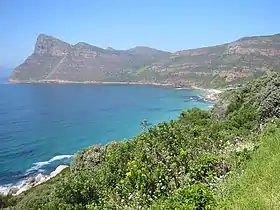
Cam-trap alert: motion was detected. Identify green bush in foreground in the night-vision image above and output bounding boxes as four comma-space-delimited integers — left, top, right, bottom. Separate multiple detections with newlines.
149, 184, 216, 210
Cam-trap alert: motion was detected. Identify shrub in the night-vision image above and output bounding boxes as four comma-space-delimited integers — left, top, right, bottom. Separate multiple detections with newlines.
149, 184, 216, 210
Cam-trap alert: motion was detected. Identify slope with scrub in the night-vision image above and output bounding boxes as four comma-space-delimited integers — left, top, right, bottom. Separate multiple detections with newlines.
1, 72, 280, 209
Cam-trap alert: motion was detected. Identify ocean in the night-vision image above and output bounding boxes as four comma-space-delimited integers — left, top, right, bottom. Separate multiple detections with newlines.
0, 82, 213, 192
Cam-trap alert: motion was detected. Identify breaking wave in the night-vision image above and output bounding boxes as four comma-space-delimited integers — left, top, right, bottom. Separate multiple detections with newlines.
26, 155, 73, 173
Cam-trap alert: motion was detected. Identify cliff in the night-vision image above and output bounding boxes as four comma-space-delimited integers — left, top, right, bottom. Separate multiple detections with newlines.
9, 34, 170, 83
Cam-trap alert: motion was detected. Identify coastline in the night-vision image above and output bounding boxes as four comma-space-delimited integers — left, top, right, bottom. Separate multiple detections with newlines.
189, 85, 223, 102
8, 79, 222, 101
8, 79, 174, 87
0, 165, 69, 196
0, 81, 222, 196
0, 154, 73, 196
199, 88, 223, 102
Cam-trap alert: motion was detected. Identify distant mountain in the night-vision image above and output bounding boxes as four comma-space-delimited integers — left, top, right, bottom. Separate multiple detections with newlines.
9, 34, 170, 83
9, 33, 280, 87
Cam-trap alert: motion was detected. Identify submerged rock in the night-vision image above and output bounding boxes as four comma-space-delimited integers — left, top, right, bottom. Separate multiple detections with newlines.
34, 173, 48, 186
35, 173, 44, 182
26, 177, 36, 185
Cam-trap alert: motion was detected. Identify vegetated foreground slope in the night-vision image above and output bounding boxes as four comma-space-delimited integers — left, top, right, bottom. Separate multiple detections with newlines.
219, 128, 280, 209
1, 73, 280, 209
9, 33, 280, 87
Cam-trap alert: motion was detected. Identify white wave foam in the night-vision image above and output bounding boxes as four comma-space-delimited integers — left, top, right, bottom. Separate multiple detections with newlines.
26, 155, 73, 173
0, 179, 26, 195
0, 185, 11, 195
49, 155, 73, 162
1, 164, 69, 195
1, 155, 73, 195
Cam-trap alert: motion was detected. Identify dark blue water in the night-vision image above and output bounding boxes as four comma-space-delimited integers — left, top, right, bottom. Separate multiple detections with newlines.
0, 83, 212, 191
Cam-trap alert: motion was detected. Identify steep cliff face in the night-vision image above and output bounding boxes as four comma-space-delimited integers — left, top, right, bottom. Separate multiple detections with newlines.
9, 33, 280, 85
9, 35, 70, 82
34, 34, 70, 56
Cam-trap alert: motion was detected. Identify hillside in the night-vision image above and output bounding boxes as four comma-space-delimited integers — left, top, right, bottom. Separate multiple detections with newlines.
9, 33, 280, 87
2, 73, 280, 209
9, 34, 171, 84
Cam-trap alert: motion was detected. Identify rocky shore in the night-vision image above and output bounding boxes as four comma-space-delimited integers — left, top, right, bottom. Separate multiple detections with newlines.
189, 85, 223, 102
0, 165, 69, 196
199, 89, 223, 102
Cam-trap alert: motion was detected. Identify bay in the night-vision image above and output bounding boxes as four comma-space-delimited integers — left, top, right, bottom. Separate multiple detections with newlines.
0, 83, 213, 189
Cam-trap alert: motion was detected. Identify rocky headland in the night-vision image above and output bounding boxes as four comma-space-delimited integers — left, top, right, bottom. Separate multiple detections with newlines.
9, 33, 280, 88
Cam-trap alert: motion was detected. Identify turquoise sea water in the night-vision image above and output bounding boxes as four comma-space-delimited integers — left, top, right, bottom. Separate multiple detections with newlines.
0, 82, 213, 191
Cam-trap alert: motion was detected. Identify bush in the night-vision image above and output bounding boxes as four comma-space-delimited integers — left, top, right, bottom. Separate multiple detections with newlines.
149, 184, 216, 210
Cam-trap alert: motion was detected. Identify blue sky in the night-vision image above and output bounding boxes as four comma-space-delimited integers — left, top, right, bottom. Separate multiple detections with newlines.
0, 0, 279, 68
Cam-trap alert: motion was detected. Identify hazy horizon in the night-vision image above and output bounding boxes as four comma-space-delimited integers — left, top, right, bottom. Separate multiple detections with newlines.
0, 66, 12, 78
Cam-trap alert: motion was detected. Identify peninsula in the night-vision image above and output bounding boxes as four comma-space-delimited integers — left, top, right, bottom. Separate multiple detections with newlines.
9, 33, 280, 88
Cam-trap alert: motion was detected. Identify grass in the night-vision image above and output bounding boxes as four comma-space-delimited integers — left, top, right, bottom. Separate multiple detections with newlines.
219, 128, 280, 209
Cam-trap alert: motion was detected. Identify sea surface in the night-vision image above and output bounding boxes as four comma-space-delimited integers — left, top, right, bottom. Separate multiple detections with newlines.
0, 81, 213, 191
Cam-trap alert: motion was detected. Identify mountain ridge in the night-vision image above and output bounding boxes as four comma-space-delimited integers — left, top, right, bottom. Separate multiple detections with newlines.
9, 33, 280, 87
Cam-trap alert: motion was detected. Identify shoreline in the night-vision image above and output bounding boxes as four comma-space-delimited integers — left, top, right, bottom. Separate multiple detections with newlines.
8, 79, 222, 101
0, 83, 221, 196
0, 165, 69, 196
8, 79, 174, 87
190, 85, 223, 102
0, 154, 73, 196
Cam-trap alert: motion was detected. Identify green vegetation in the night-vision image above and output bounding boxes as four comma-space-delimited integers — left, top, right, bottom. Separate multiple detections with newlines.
218, 120, 280, 209
150, 184, 216, 210
2, 73, 280, 209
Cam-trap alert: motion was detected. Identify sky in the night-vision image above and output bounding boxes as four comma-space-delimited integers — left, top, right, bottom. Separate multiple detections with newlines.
0, 0, 279, 68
